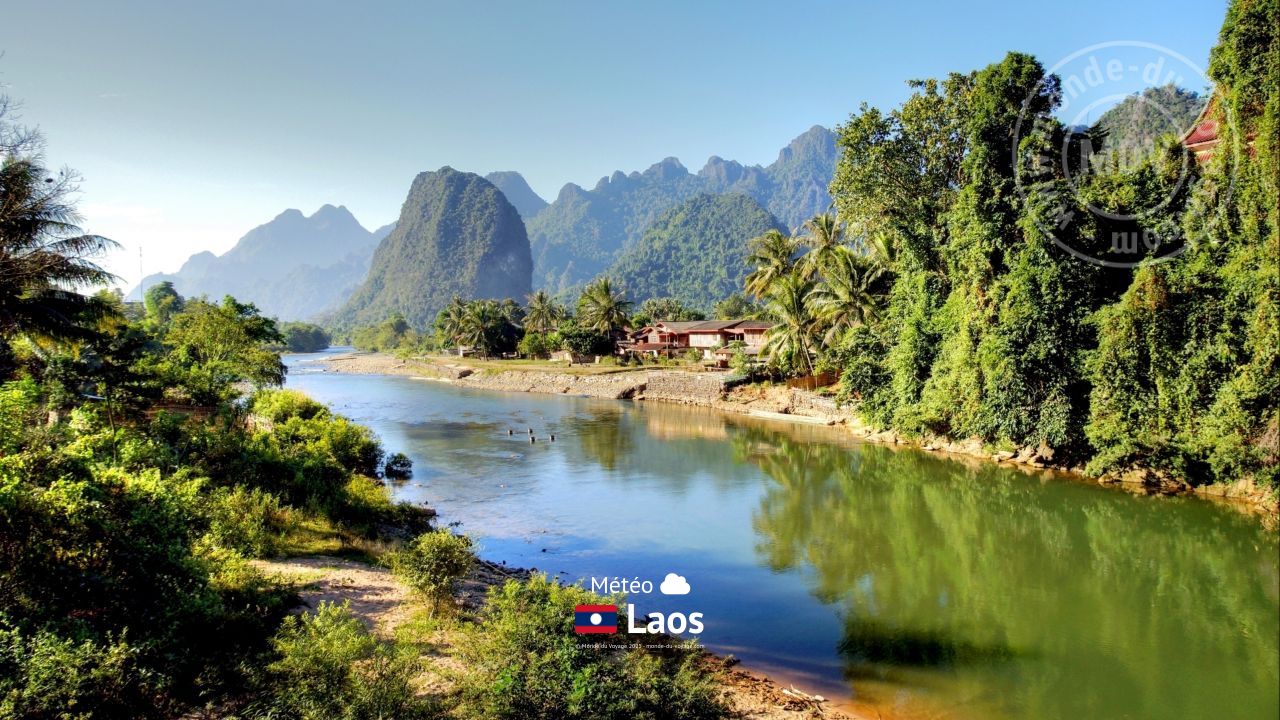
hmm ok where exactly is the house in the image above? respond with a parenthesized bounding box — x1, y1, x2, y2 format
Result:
(1182, 94, 1221, 164)
(622, 319, 772, 364)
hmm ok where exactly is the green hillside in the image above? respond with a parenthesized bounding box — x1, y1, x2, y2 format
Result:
(607, 194, 785, 310)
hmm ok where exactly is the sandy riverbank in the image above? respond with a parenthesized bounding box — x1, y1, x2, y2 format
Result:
(308, 351, 1278, 516)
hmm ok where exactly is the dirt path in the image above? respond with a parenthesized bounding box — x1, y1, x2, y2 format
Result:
(253, 555, 860, 720)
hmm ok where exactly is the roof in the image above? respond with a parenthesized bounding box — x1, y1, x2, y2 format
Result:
(1181, 94, 1220, 163)
(654, 319, 774, 334)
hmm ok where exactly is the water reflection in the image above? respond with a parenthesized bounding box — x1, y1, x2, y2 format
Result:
(743, 430, 1280, 719)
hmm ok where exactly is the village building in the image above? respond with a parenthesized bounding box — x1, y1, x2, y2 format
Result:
(621, 319, 772, 366)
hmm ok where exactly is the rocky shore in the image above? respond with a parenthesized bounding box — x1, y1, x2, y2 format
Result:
(311, 351, 1277, 515)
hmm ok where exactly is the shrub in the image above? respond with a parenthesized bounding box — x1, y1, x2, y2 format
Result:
(265, 601, 430, 720)
(457, 574, 724, 720)
(0, 618, 151, 720)
(205, 486, 294, 557)
(251, 389, 330, 423)
(384, 452, 413, 479)
(388, 530, 475, 612)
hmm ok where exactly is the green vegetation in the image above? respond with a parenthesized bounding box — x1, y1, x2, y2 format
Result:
(262, 601, 431, 720)
(334, 167, 533, 330)
(279, 321, 332, 352)
(607, 194, 786, 310)
(388, 530, 476, 612)
(730, 2, 1275, 493)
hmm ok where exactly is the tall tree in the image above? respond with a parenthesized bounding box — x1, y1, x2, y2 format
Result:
(761, 274, 818, 376)
(808, 246, 885, 346)
(576, 278, 632, 334)
(143, 281, 184, 324)
(0, 101, 118, 368)
(744, 229, 800, 299)
(798, 213, 845, 280)
(523, 290, 565, 334)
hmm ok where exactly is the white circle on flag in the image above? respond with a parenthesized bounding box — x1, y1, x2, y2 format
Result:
(590, 612, 603, 625)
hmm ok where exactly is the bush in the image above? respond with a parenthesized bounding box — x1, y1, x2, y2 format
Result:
(265, 601, 430, 720)
(384, 452, 413, 479)
(388, 530, 475, 612)
(251, 389, 330, 423)
(0, 618, 151, 720)
(205, 486, 294, 557)
(458, 575, 724, 720)
(517, 331, 556, 359)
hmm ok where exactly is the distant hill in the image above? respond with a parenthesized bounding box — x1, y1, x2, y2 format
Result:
(527, 126, 837, 296)
(332, 167, 532, 329)
(128, 205, 388, 320)
(485, 171, 549, 219)
(607, 193, 786, 310)
(1092, 85, 1205, 164)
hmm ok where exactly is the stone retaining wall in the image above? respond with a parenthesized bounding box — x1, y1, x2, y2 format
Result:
(640, 371, 730, 406)
(454, 370, 646, 400)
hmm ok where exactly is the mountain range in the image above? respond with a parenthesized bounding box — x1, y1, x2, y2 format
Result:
(526, 125, 837, 295)
(133, 125, 837, 322)
(128, 205, 391, 320)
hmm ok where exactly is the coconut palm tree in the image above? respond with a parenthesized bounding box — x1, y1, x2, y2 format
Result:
(434, 296, 468, 347)
(808, 246, 885, 346)
(458, 300, 506, 358)
(576, 278, 632, 334)
(760, 274, 818, 376)
(798, 213, 844, 280)
(0, 156, 118, 350)
(524, 289, 565, 333)
(744, 229, 799, 299)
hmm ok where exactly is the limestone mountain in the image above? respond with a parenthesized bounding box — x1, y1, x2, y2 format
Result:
(607, 193, 786, 310)
(332, 167, 532, 329)
(484, 171, 548, 219)
(128, 205, 388, 320)
(526, 126, 836, 296)
(1092, 85, 1205, 165)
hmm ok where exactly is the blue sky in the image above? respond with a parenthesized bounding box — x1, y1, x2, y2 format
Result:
(0, 0, 1226, 289)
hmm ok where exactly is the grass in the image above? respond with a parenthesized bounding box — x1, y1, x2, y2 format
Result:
(275, 515, 396, 564)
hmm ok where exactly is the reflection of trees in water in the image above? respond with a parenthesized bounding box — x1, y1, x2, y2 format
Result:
(743, 430, 1280, 719)
(559, 404, 756, 494)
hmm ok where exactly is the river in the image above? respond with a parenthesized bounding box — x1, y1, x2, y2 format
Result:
(285, 351, 1279, 720)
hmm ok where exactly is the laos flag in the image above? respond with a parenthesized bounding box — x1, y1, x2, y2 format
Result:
(574, 604, 618, 634)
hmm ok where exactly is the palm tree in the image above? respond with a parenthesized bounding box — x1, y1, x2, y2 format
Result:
(808, 246, 885, 346)
(576, 278, 632, 334)
(798, 213, 844, 280)
(524, 290, 564, 334)
(760, 274, 818, 376)
(0, 156, 118, 349)
(744, 229, 799, 299)
(458, 300, 505, 358)
(434, 296, 468, 347)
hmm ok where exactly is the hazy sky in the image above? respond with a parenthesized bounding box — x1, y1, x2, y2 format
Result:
(1, 0, 1225, 290)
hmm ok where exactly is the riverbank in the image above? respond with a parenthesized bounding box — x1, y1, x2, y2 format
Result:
(308, 351, 1277, 516)
(254, 553, 862, 719)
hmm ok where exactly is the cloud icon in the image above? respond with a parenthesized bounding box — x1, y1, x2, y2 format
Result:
(659, 573, 691, 595)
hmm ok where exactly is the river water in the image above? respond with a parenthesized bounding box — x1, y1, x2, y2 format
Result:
(286, 351, 1279, 720)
